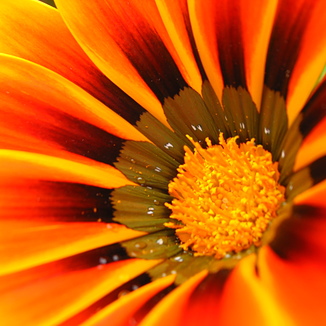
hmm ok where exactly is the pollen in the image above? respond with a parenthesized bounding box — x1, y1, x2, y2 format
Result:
(165, 134, 285, 259)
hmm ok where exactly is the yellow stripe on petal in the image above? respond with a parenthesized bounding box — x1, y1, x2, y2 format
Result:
(139, 270, 207, 326)
(188, 0, 224, 101)
(0, 222, 145, 275)
(81, 275, 175, 326)
(0, 54, 148, 143)
(156, 0, 202, 94)
(218, 254, 295, 326)
(0, 150, 134, 189)
(0, 259, 160, 326)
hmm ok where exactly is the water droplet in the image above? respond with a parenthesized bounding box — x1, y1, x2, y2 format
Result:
(137, 176, 145, 183)
(281, 150, 285, 158)
(112, 254, 119, 261)
(173, 256, 183, 262)
(191, 124, 197, 131)
(170, 270, 177, 274)
(239, 122, 245, 129)
(130, 158, 136, 163)
(153, 199, 160, 206)
(154, 166, 162, 172)
(134, 241, 147, 249)
(264, 127, 271, 135)
(118, 290, 130, 298)
(131, 284, 139, 291)
(156, 238, 164, 245)
(164, 142, 174, 149)
(147, 206, 155, 215)
(197, 124, 203, 131)
(99, 257, 107, 264)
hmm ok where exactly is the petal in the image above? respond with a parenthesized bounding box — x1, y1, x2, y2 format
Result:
(55, 0, 187, 121)
(0, 259, 160, 325)
(264, 0, 326, 125)
(218, 254, 295, 325)
(0, 180, 116, 223)
(294, 79, 326, 170)
(0, 55, 147, 165)
(0, 150, 132, 189)
(295, 179, 326, 207)
(139, 270, 208, 326)
(0, 221, 144, 275)
(182, 270, 230, 326)
(269, 204, 326, 264)
(80, 275, 175, 326)
(155, 0, 203, 93)
(0, 0, 147, 125)
(258, 247, 326, 326)
(189, 0, 277, 107)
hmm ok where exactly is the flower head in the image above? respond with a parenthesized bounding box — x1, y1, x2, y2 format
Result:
(0, 0, 326, 325)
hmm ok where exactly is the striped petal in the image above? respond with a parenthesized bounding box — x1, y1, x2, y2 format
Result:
(55, 0, 191, 123)
(0, 259, 159, 325)
(264, 0, 326, 125)
(0, 55, 147, 166)
(189, 0, 277, 106)
(0, 0, 148, 125)
(259, 247, 326, 326)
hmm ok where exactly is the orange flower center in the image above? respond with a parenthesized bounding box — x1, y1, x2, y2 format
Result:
(165, 134, 285, 259)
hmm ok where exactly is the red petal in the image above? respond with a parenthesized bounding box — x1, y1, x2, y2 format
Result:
(218, 254, 295, 325)
(0, 259, 159, 325)
(259, 247, 326, 326)
(139, 271, 208, 326)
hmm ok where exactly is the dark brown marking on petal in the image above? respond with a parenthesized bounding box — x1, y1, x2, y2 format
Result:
(264, 1, 313, 97)
(130, 284, 176, 324)
(270, 205, 325, 261)
(216, 2, 247, 89)
(60, 272, 152, 326)
(183, 270, 231, 325)
(309, 156, 326, 185)
(109, 3, 188, 103)
(1, 180, 115, 223)
(299, 79, 326, 137)
(94, 75, 147, 125)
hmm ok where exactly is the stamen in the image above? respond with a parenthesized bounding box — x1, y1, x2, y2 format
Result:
(165, 134, 285, 259)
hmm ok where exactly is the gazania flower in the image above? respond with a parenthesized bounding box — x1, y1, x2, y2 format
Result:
(1, 0, 325, 324)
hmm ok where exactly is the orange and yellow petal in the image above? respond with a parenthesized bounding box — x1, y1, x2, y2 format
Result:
(0, 259, 159, 325)
(264, 0, 326, 125)
(189, 0, 277, 107)
(0, 0, 150, 125)
(218, 254, 295, 325)
(54, 0, 190, 124)
(259, 247, 326, 326)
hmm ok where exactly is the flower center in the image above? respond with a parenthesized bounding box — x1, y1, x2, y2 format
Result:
(165, 134, 285, 259)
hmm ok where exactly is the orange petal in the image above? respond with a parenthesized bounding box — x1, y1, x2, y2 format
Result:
(55, 0, 187, 123)
(0, 150, 133, 189)
(270, 199, 326, 262)
(294, 79, 326, 170)
(295, 179, 326, 207)
(0, 0, 149, 125)
(189, 0, 277, 107)
(258, 246, 326, 326)
(182, 270, 230, 326)
(0, 55, 148, 161)
(155, 0, 202, 93)
(0, 179, 115, 223)
(0, 220, 144, 275)
(81, 275, 175, 326)
(139, 270, 208, 326)
(0, 259, 160, 325)
(218, 254, 295, 325)
(264, 0, 326, 125)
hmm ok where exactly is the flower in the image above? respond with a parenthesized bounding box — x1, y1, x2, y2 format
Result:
(0, 0, 325, 325)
